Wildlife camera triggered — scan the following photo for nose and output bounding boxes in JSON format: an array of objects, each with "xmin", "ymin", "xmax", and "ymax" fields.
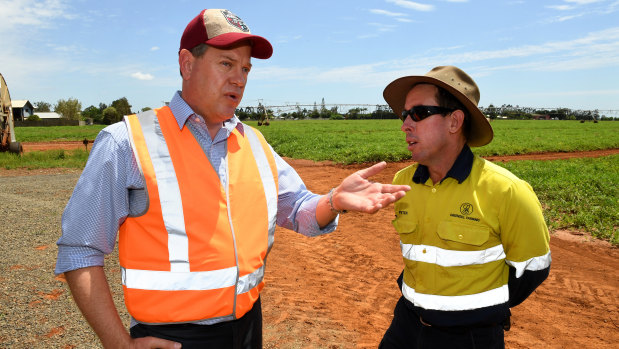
[
  {"xmin": 401, "ymin": 115, "xmax": 415, "ymax": 132},
  {"xmin": 230, "ymin": 68, "xmax": 247, "ymax": 88}
]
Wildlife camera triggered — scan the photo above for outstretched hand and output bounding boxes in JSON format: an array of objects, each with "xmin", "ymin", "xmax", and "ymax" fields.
[{"xmin": 332, "ymin": 161, "xmax": 410, "ymax": 214}]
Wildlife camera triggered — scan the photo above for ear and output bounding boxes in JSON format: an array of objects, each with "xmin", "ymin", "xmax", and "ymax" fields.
[
  {"xmin": 179, "ymin": 49, "xmax": 195, "ymax": 80},
  {"xmin": 449, "ymin": 109, "xmax": 466, "ymax": 134}
]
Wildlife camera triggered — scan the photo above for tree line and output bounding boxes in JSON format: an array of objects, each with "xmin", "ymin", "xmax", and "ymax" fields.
[
  {"xmin": 28, "ymin": 98, "xmax": 616, "ymax": 124},
  {"xmin": 30, "ymin": 97, "xmax": 151, "ymax": 125}
]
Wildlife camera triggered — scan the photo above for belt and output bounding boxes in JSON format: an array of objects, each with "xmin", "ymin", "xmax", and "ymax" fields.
[{"xmin": 419, "ymin": 315, "xmax": 511, "ymax": 331}]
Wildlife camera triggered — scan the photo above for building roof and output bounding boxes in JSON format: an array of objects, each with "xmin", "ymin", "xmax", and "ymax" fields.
[
  {"xmin": 36, "ymin": 112, "xmax": 62, "ymax": 119},
  {"xmin": 12, "ymin": 100, "xmax": 33, "ymax": 109}
]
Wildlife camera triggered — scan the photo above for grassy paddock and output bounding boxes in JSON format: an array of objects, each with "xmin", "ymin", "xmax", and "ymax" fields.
[
  {"xmin": 0, "ymin": 149, "xmax": 90, "ymax": 170},
  {"xmin": 15, "ymin": 125, "xmax": 106, "ymax": 142},
  {"xmin": 248, "ymin": 119, "xmax": 619, "ymax": 163},
  {"xmin": 498, "ymin": 155, "xmax": 618, "ymax": 244},
  {"xmin": 6, "ymin": 120, "xmax": 619, "ymax": 243}
]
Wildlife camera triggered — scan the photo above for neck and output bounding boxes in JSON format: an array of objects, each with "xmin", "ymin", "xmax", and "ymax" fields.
[
  {"xmin": 427, "ymin": 141, "xmax": 466, "ymax": 184},
  {"xmin": 206, "ymin": 122, "xmax": 223, "ymax": 140}
]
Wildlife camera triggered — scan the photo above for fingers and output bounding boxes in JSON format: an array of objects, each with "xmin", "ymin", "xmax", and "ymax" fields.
[
  {"xmin": 379, "ymin": 184, "xmax": 411, "ymax": 194},
  {"xmin": 355, "ymin": 191, "xmax": 408, "ymax": 214},
  {"xmin": 355, "ymin": 161, "xmax": 387, "ymax": 179},
  {"xmin": 132, "ymin": 336, "xmax": 182, "ymax": 349}
]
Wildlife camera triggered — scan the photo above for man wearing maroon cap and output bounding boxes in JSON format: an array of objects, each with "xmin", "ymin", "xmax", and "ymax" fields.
[{"xmin": 56, "ymin": 9, "xmax": 409, "ymax": 348}]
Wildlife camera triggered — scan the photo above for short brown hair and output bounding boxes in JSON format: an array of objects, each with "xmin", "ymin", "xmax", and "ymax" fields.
[{"xmin": 180, "ymin": 44, "xmax": 209, "ymax": 77}]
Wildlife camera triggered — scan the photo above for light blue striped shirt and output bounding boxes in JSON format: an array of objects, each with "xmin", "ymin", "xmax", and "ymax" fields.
[{"xmin": 55, "ymin": 91, "xmax": 337, "ymax": 276}]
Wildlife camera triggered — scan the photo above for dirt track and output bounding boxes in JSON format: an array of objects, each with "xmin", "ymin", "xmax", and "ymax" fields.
[
  {"xmin": 261, "ymin": 159, "xmax": 618, "ymax": 348},
  {"xmin": 1, "ymin": 145, "xmax": 618, "ymax": 348}
]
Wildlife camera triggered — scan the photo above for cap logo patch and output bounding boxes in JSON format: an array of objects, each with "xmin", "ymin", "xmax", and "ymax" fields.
[{"xmin": 221, "ymin": 10, "xmax": 249, "ymax": 32}]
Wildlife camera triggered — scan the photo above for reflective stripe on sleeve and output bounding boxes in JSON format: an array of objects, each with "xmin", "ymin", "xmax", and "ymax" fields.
[
  {"xmin": 121, "ymin": 266, "xmax": 237, "ymax": 291},
  {"xmin": 402, "ymin": 282, "xmax": 509, "ymax": 311},
  {"xmin": 138, "ymin": 112, "xmax": 189, "ymax": 273},
  {"xmin": 400, "ymin": 243, "xmax": 506, "ymax": 267},
  {"xmin": 506, "ymin": 251, "xmax": 552, "ymax": 278}
]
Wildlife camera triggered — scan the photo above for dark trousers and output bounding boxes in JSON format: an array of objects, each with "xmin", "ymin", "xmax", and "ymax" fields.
[
  {"xmin": 379, "ymin": 297, "xmax": 505, "ymax": 349},
  {"xmin": 130, "ymin": 297, "xmax": 262, "ymax": 349}
]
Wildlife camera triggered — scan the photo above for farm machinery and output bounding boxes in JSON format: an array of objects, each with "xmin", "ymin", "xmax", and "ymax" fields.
[{"xmin": 1, "ymin": 73, "xmax": 22, "ymax": 154}]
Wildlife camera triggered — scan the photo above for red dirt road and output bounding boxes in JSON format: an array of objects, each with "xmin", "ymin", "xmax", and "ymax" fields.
[{"xmin": 14, "ymin": 142, "xmax": 619, "ymax": 348}]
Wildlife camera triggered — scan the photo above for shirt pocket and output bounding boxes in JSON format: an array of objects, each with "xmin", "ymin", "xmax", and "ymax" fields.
[
  {"xmin": 437, "ymin": 221, "xmax": 490, "ymax": 247},
  {"xmin": 392, "ymin": 218, "xmax": 418, "ymax": 244}
]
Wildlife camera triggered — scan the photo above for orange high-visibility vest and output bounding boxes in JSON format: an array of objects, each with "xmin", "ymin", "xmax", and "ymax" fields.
[{"xmin": 119, "ymin": 107, "xmax": 278, "ymax": 324}]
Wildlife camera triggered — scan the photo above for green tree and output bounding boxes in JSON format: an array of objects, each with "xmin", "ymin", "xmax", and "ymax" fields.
[
  {"xmin": 82, "ymin": 105, "xmax": 102, "ymax": 123},
  {"xmin": 55, "ymin": 98, "xmax": 82, "ymax": 120},
  {"xmin": 320, "ymin": 98, "xmax": 329, "ymax": 118},
  {"xmin": 141, "ymin": 107, "xmax": 152, "ymax": 112},
  {"xmin": 111, "ymin": 97, "xmax": 133, "ymax": 117},
  {"xmin": 27, "ymin": 114, "xmax": 40, "ymax": 121},
  {"xmin": 102, "ymin": 106, "xmax": 121, "ymax": 125},
  {"xmin": 33, "ymin": 101, "xmax": 51, "ymax": 112}
]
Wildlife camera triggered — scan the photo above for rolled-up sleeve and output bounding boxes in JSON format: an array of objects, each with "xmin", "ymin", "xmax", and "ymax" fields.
[
  {"xmin": 273, "ymin": 151, "xmax": 338, "ymax": 237},
  {"xmin": 55, "ymin": 123, "xmax": 139, "ymax": 275}
]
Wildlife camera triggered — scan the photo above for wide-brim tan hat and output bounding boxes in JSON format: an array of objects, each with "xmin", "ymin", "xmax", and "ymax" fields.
[{"xmin": 383, "ymin": 65, "xmax": 493, "ymax": 147}]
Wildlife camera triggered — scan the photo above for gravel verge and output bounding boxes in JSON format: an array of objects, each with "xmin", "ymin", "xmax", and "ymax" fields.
[{"xmin": 0, "ymin": 170, "xmax": 128, "ymax": 348}]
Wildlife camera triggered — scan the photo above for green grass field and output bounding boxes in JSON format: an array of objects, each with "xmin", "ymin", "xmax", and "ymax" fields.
[
  {"xmin": 248, "ymin": 119, "xmax": 619, "ymax": 163},
  {"xmin": 4, "ymin": 119, "xmax": 618, "ymax": 243}
]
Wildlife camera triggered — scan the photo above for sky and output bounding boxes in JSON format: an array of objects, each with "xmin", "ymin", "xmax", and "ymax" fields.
[{"xmin": 1, "ymin": 0, "xmax": 619, "ymax": 115}]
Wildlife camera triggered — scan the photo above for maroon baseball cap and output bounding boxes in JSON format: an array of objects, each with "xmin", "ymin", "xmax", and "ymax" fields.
[{"xmin": 179, "ymin": 9, "xmax": 273, "ymax": 59}]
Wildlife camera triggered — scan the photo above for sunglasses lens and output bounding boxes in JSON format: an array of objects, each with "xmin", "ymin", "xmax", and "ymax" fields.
[
  {"xmin": 401, "ymin": 106, "xmax": 454, "ymax": 122},
  {"xmin": 417, "ymin": 106, "xmax": 432, "ymax": 120}
]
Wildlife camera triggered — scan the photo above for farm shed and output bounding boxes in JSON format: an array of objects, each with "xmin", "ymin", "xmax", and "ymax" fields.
[
  {"xmin": 36, "ymin": 112, "xmax": 62, "ymax": 120},
  {"xmin": 11, "ymin": 100, "xmax": 34, "ymax": 121}
]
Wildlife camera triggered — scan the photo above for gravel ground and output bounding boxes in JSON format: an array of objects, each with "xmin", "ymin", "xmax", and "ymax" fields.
[{"xmin": 0, "ymin": 170, "xmax": 128, "ymax": 348}]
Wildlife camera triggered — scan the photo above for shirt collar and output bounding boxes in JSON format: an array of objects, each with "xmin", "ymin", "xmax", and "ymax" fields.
[
  {"xmin": 168, "ymin": 91, "xmax": 244, "ymax": 135},
  {"xmin": 412, "ymin": 145, "xmax": 474, "ymax": 184}
]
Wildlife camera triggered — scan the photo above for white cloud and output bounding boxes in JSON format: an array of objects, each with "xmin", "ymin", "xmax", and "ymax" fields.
[
  {"xmin": 150, "ymin": 46, "xmax": 160, "ymax": 51},
  {"xmin": 546, "ymin": 5, "xmax": 575, "ymax": 10},
  {"xmin": 276, "ymin": 35, "xmax": 303, "ymax": 44},
  {"xmin": 368, "ymin": 22, "xmax": 398, "ymax": 32},
  {"xmin": 370, "ymin": 9, "xmax": 407, "ymax": 17},
  {"xmin": 386, "ymin": 0, "xmax": 434, "ymax": 12},
  {"xmin": 555, "ymin": 14, "xmax": 584, "ymax": 21},
  {"xmin": 0, "ymin": 0, "xmax": 73, "ymax": 32},
  {"xmin": 251, "ymin": 27, "xmax": 619, "ymax": 87},
  {"xmin": 564, "ymin": 0, "xmax": 603, "ymax": 4},
  {"xmin": 131, "ymin": 72, "xmax": 154, "ymax": 81}
]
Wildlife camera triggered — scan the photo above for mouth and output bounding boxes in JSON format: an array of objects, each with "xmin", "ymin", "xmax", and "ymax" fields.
[
  {"xmin": 406, "ymin": 137, "xmax": 417, "ymax": 146},
  {"xmin": 225, "ymin": 92, "xmax": 241, "ymax": 103}
]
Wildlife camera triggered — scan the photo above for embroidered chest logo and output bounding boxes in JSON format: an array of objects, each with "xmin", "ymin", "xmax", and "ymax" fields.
[
  {"xmin": 450, "ymin": 202, "xmax": 479, "ymax": 222},
  {"xmin": 221, "ymin": 10, "xmax": 250, "ymax": 32},
  {"xmin": 460, "ymin": 203, "xmax": 473, "ymax": 216}
]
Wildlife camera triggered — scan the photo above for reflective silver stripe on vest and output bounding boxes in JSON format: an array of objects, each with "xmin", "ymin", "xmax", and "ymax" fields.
[
  {"xmin": 402, "ymin": 282, "xmax": 509, "ymax": 311},
  {"xmin": 244, "ymin": 126, "xmax": 277, "ymax": 253},
  {"xmin": 400, "ymin": 243, "xmax": 506, "ymax": 267},
  {"xmin": 136, "ymin": 111, "xmax": 190, "ymax": 273},
  {"xmin": 237, "ymin": 264, "xmax": 265, "ymax": 295},
  {"xmin": 122, "ymin": 266, "xmax": 237, "ymax": 291}
]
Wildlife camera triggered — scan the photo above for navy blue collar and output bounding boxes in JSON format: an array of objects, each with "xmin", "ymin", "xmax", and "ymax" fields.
[{"xmin": 412, "ymin": 145, "xmax": 474, "ymax": 184}]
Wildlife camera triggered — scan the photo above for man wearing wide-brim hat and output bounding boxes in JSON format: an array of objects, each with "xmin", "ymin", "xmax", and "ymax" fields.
[{"xmin": 379, "ymin": 66, "xmax": 551, "ymax": 348}]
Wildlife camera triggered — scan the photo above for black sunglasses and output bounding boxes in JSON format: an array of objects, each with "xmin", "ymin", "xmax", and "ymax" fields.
[{"xmin": 400, "ymin": 105, "xmax": 455, "ymax": 122}]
